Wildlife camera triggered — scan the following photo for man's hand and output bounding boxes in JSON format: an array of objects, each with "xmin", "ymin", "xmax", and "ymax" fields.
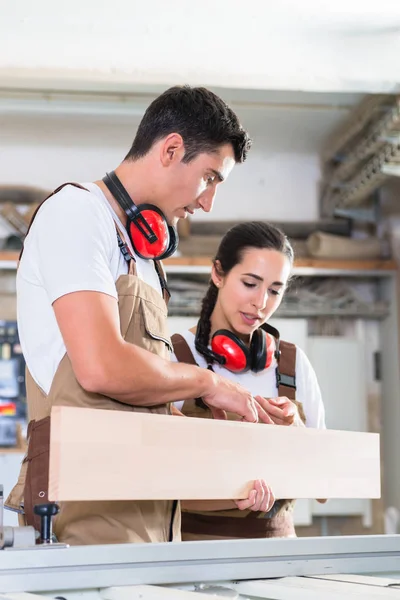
[
  {"xmin": 202, "ymin": 375, "xmax": 284, "ymax": 424},
  {"xmin": 254, "ymin": 395, "xmax": 302, "ymax": 426},
  {"xmin": 234, "ymin": 479, "xmax": 275, "ymax": 513},
  {"xmin": 202, "ymin": 374, "xmax": 261, "ymax": 423}
]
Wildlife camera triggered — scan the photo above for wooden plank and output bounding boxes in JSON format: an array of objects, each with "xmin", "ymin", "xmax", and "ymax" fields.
[{"xmin": 49, "ymin": 406, "xmax": 380, "ymax": 502}]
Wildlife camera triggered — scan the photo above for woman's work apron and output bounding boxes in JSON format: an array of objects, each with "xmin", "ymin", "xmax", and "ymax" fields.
[
  {"xmin": 6, "ymin": 183, "xmax": 180, "ymax": 545},
  {"xmin": 171, "ymin": 332, "xmax": 305, "ymax": 541}
]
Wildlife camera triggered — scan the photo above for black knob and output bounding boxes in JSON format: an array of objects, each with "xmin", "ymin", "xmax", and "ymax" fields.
[{"xmin": 34, "ymin": 503, "xmax": 59, "ymax": 544}]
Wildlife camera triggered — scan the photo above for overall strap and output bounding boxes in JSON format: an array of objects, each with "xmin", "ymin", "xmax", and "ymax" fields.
[
  {"xmin": 171, "ymin": 334, "xmax": 197, "ymax": 365},
  {"xmin": 154, "ymin": 260, "xmax": 171, "ymax": 305},
  {"xmin": 277, "ymin": 340, "xmax": 306, "ymax": 424},
  {"xmin": 114, "ymin": 223, "xmax": 137, "ymax": 276},
  {"xmin": 276, "ymin": 340, "xmax": 297, "ymax": 400}
]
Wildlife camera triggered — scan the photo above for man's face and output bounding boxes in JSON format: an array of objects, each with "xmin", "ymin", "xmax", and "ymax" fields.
[{"xmin": 160, "ymin": 143, "xmax": 236, "ymax": 226}]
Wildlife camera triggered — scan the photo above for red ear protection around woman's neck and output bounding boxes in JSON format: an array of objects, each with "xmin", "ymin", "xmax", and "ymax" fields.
[
  {"xmin": 195, "ymin": 322, "xmax": 278, "ymax": 374},
  {"xmin": 210, "ymin": 328, "xmax": 276, "ymax": 373},
  {"xmin": 102, "ymin": 171, "xmax": 179, "ymax": 260}
]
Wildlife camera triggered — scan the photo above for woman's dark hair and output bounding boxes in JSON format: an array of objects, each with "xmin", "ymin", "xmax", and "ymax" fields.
[
  {"xmin": 195, "ymin": 221, "xmax": 294, "ymax": 361},
  {"xmin": 125, "ymin": 85, "xmax": 251, "ymax": 164}
]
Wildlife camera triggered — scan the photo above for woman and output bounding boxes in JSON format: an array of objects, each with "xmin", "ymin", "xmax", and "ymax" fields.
[{"xmin": 172, "ymin": 221, "xmax": 326, "ymax": 541}]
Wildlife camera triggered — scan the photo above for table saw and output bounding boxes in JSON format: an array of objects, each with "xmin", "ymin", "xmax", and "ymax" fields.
[{"xmin": 1, "ymin": 485, "xmax": 400, "ymax": 599}]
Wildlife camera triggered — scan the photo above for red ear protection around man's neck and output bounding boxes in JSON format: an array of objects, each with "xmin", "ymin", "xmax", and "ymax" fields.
[{"xmin": 102, "ymin": 171, "xmax": 179, "ymax": 260}]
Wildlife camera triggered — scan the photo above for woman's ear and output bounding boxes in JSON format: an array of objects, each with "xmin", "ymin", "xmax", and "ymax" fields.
[{"xmin": 211, "ymin": 261, "xmax": 224, "ymax": 288}]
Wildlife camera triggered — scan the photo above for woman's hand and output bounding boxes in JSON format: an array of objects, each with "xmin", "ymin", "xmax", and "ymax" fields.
[
  {"xmin": 234, "ymin": 479, "xmax": 275, "ymax": 512},
  {"xmin": 255, "ymin": 395, "xmax": 303, "ymax": 426},
  {"xmin": 171, "ymin": 404, "xmax": 185, "ymax": 417}
]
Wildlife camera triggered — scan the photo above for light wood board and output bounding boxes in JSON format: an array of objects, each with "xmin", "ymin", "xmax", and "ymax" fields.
[{"xmin": 48, "ymin": 406, "xmax": 380, "ymax": 502}]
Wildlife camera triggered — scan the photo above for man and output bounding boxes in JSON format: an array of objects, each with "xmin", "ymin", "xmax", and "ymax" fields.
[{"xmin": 7, "ymin": 85, "xmax": 271, "ymax": 546}]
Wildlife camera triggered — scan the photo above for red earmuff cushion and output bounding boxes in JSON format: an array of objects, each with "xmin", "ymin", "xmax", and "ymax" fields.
[
  {"xmin": 130, "ymin": 209, "xmax": 170, "ymax": 259},
  {"xmin": 211, "ymin": 333, "xmax": 249, "ymax": 372}
]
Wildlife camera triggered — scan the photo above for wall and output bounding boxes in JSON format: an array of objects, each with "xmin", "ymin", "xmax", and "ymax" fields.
[
  {"xmin": 0, "ymin": 114, "xmax": 321, "ymax": 223},
  {"xmin": 2, "ymin": 0, "xmax": 400, "ymax": 93}
]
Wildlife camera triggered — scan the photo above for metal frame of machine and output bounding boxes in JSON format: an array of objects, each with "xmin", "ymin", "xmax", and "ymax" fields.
[{"xmin": 1, "ymin": 534, "xmax": 400, "ymax": 597}]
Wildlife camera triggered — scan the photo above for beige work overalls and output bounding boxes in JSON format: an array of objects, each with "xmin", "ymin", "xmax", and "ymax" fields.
[{"xmin": 6, "ymin": 183, "xmax": 181, "ymax": 545}]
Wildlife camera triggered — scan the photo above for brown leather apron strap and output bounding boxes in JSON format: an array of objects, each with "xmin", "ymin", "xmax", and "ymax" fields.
[
  {"xmin": 154, "ymin": 260, "xmax": 170, "ymax": 305},
  {"xmin": 24, "ymin": 416, "xmax": 51, "ymax": 534},
  {"xmin": 181, "ymin": 509, "xmax": 295, "ymax": 539},
  {"xmin": 171, "ymin": 334, "xmax": 198, "ymax": 366},
  {"xmin": 277, "ymin": 340, "xmax": 306, "ymax": 424},
  {"xmin": 276, "ymin": 340, "xmax": 296, "ymax": 399},
  {"xmin": 114, "ymin": 222, "xmax": 138, "ymax": 277}
]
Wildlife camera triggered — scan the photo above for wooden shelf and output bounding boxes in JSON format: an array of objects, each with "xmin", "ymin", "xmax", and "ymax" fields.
[
  {"xmin": 162, "ymin": 257, "xmax": 397, "ymax": 278},
  {"xmin": 0, "ymin": 251, "xmax": 396, "ymax": 275},
  {"xmin": 0, "ymin": 252, "xmax": 19, "ymax": 261},
  {"xmin": 164, "ymin": 256, "xmax": 397, "ymax": 271}
]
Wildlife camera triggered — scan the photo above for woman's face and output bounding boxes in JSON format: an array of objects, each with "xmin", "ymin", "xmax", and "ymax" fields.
[{"xmin": 211, "ymin": 247, "xmax": 291, "ymax": 341}]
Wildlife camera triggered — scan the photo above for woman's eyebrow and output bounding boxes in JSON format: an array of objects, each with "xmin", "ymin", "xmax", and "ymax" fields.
[{"xmin": 243, "ymin": 272, "xmax": 284, "ymax": 286}]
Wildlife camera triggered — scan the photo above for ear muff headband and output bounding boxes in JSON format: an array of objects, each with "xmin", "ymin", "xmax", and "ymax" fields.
[
  {"xmin": 210, "ymin": 328, "xmax": 275, "ymax": 374},
  {"xmin": 250, "ymin": 328, "xmax": 267, "ymax": 373}
]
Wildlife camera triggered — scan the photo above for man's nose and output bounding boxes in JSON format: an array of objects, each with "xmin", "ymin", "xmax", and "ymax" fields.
[{"xmin": 198, "ymin": 189, "xmax": 216, "ymax": 213}]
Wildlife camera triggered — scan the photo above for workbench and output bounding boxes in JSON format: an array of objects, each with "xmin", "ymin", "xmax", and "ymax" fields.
[{"xmin": 1, "ymin": 534, "xmax": 400, "ymax": 599}]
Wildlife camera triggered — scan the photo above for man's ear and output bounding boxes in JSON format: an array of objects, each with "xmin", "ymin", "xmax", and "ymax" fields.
[{"xmin": 160, "ymin": 133, "xmax": 185, "ymax": 166}]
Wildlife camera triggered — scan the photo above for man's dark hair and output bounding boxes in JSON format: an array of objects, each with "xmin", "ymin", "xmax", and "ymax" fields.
[{"xmin": 125, "ymin": 85, "xmax": 252, "ymax": 164}]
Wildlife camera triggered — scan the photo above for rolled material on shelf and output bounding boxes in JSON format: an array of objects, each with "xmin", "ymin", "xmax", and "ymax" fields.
[{"xmin": 307, "ymin": 231, "xmax": 382, "ymax": 260}]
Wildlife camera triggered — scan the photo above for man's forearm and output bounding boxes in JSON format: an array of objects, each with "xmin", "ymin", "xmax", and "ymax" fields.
[{"xmin": 82, "ymin": 339, "xmax": 215, "ymax": 406}]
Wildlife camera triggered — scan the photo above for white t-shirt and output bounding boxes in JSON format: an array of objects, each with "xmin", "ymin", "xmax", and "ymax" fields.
[
  {"xmin": 172, "ymin": 331, "xmax": 326, "ymax": 429},
  {"xmin": 17, "ymin": 182, "xmax": 162, "ymax": 395}
]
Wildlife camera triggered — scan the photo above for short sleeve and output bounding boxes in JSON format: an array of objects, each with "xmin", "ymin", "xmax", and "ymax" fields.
[{"xmin": 27, "ymin": 185, "xmax": 118, "ymax": 304}]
